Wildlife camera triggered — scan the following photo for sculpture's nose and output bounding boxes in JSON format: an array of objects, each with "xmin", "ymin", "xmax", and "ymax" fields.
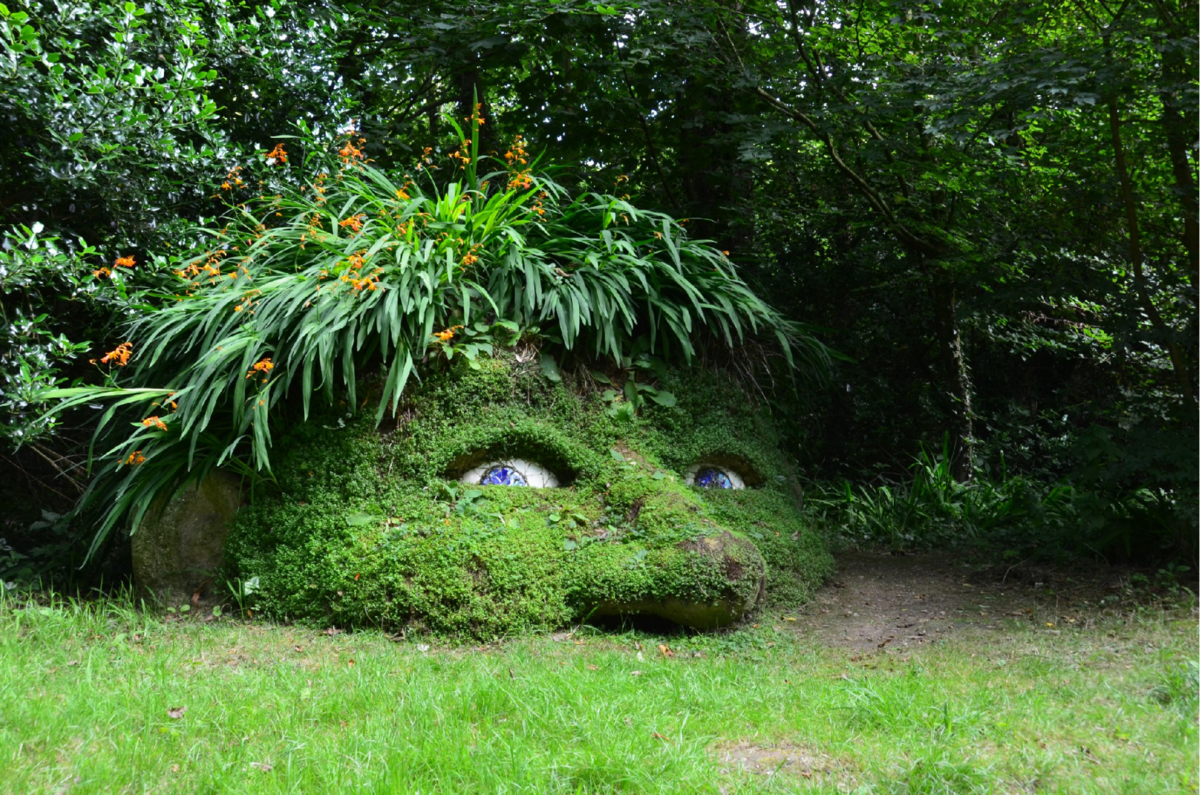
[{"xmin": 569, "ymin": 528, "xmax": 766, "ymax": 629}]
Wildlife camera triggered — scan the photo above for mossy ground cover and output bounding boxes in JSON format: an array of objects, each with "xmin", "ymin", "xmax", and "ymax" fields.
[
  {"xmin": 224, "ymin": 355, "xmax": 833, "ymax": 635},
  {"xmin": 1, "ymin": 565, "xmax": 1195, "ymax": 794}
]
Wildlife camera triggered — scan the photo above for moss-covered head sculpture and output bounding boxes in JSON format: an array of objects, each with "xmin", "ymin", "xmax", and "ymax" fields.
[
  {"xmin": 225, "ymin": 356, "xmax": 833, "ymax": 635},
  {"xmin": 47, "ymin": 118, "xmax": 833, "ymax": 634}
]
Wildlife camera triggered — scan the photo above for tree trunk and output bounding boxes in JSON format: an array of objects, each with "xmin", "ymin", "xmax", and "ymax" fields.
[
  {"xmin": 932, "ymin": 274, "xmax": 974, "ymax": 481},
  {"xmin": 1158, "ymin": 41, "xmax": 1199, "ymax": 278},
  {"xmin": 456, "ymin": 68, "xmax": 497, "ymax": 156},
  {"xmin": 1108, "ymin": 99, "xmax": 1196, "ymax": 403}
]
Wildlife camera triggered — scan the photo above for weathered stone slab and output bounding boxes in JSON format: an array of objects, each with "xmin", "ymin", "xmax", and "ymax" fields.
[{"xmin": 131, "ymin": 471, "xmax": 240, "ymax": 606}]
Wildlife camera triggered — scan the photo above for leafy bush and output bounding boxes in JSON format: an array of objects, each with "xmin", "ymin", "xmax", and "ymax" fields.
[
  {"xmin": 807, "ymin": 441, "xmax": 1017, "ymax": 549},
  {"xmin": 0, "ymin": 226, "xmax": 98, "ymax": 447},
  {"xmin": 43, "ymin": 116, "xmax": 830, "ymax": 556},
  {"xmin": 805, "ymin": 439, "xmax": 1193, "ymax": 562}
]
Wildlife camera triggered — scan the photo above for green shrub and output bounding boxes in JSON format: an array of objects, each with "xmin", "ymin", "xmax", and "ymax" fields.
[{"xmin": 42, "ymin": 115, "xmax": 830, "ymax": 558}]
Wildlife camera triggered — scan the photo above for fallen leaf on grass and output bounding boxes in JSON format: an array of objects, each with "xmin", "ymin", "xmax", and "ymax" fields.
[
  {"xmin": 323, "ymin": 627, "xmax": 343, "ymax": 636},
  {"xmin": 653, "ymin": 732, "xmax": 670, "ymax": 742},
  {"xmin": 167, "ymin": 707, "xmax": 187, "ymax": 719},
  {"xmin": 630, "ymin": 670, "xmax": 643, "ymax": 676},
  {"xmin": 657, "ymin": 644, "xmax": 674, "ymax": 658},
  {"xmin": 587, "ymin": 664, "xmax": 599, "ymax": 671},
  {"xmin": 250, "ymin": 762, "xmax": 273, "ymax": 772}
]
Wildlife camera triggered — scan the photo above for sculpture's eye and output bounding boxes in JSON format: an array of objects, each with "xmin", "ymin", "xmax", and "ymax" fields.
[
  {"xmin": 461, "ymin": 459, "xmax": 560, "ymax": 488},
  {"xmin": 685, "ymin": 464, "xmax": 746, "ymax": 490},
  {"xmin": 481, "ymin": 465, "xmax": 527, "ymax": 486},
  {"xmin": 695, "ymin": 467, "xmax": 733, "ymax": 489}
]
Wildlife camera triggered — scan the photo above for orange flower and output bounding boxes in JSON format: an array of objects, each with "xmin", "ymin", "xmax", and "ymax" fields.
[
  {"xmin": 448, "ymin": 137, "xmax": 472, "ymax": 168},
  {"xmin": 93, "ymin": 266, "xmax": 112, "ymax": 279},
  {"xmin": 141, "ymin": 416, "xmax": 168, "ymax": 432},
  {"xmin": 349, "ymin": 274, "xmax": 380, "ymax": 293},
  {"xmin": 99, "ymin": 342, "xmax": 132, "ymax": 367},
  {"xmin": 264, "ymin": 143, "xmax": 288, "ymax": 164},
  {"xmin": 246, "ymin": 357, "xmax": 274, "ymax": 380},
  {"xmin": 123, "ymin": 451, "xmax": 146, "ymax": 466},
  {"xmin": 339, "ymin": 139, "xmax": 364, "ymax": 164},
  {"xmin": 431, "ymin": 325, "xmax": 464, "ymax": 343},
  {"xmin": 114, "ymin": 255, "xmax": 135, "ymax": 269},
  {"xmin": 465, "ymin": 102, "xmax": 486, "ymax": 127},
  {"xmin": 339, "ymin": 214, "xmax": 365, "ymax": 233}
]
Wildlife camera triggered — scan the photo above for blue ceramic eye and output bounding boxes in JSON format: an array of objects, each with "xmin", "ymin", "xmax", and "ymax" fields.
[
  {"xmin": 695, "ymin": 467, "xmax": 733, "ymax": 489},
  {"xmin": 481, "ymin": 466, "xmax": 528, "ymax": 486}
]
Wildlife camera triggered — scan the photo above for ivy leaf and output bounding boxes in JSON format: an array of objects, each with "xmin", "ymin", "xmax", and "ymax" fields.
[
  {"xmin": 540, "ymin": 353, "xmax": 562, "ymax": 382},
  {"xmin": 648, "ymin": 390, "xmax": 677, "ymax": 407}
]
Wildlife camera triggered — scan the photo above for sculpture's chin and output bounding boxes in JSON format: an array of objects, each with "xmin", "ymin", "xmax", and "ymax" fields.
[{"xmin": 589, "ymin": 595, "xmax": 758, "ymax": 630}]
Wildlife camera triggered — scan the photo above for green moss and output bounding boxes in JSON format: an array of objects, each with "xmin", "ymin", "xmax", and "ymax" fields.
[{"xmin": 223, "ymin": 355, "xmax": 833, "ymax": 637}]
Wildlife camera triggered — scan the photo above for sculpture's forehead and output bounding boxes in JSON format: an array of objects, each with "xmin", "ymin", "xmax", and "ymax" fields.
[{"xmin": 390, "ymin": 357, "xmax": 788, "ymax": 488}]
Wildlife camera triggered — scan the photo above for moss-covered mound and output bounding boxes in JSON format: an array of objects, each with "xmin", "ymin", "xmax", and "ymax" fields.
[{"xmin": 223, "ymin": 354, "xmax": 833, "ymax": 637}]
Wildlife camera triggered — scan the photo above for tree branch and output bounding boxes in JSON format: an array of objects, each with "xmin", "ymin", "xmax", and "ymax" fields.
[{"xmin": 753, "ymin": 87, "xmax": 946, "ymax": 258}]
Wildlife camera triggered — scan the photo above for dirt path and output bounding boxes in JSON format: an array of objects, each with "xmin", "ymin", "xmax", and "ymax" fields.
[{"xmin": 791, "ymin": 550, "xmax": 1139, "ymax": 652}]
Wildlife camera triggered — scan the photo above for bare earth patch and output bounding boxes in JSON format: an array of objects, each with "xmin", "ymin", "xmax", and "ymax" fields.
[
  {"xmin": 714, "ymin": 740, "xmax": 855, "ymax": 788},
  {"xmin": 792, "ymin": 550, "xmax": 1142, "ymax": 652}
]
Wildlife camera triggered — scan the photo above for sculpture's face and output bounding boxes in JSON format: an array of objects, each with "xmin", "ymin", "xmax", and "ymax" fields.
[{"xmin": 226, "ymin": 355, "xmax": 832, "ymax": 636}]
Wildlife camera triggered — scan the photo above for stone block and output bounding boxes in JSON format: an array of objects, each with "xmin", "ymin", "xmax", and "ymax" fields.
[{"xmin": 131, "ymin": 471, "xmax": 240, "ymax": 606}]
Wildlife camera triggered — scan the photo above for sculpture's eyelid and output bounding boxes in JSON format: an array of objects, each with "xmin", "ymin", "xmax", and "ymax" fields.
[{"xmin": 461, "ymin": 459, "xmax": 561, "ymax": 488}]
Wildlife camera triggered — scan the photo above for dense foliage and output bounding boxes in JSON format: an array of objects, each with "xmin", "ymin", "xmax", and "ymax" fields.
[
  {"xmin": 39, "ymin": 115, "xmax": 826, "ymax": 556},
  {"xmin": 2, "ymin": 0, "xmax": 1195, "ymax": 573}
]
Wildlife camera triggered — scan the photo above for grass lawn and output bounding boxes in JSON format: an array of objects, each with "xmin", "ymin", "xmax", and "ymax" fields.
[{"xmin": 1, "ymin": 558, "xmax": 1196, "ymax": 794}]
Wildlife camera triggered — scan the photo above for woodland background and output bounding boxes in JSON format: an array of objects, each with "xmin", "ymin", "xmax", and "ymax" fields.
[{"xmin": 1, "ymin": 0, "xmax": 1196, "ymax": 581}]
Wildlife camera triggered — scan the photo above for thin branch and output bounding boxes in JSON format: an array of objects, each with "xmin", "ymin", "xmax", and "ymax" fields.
[
  {"xmin": 616, "ymin": 51, "xmax": 681, "ymax": 213},
  {"xmin": 752, "ymin": 87, "xmax": 945, "ymax": 258}
]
